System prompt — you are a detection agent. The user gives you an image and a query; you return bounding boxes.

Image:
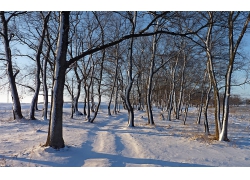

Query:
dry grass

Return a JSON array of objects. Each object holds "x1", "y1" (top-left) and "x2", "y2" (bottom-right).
[
  {"x1": 0, "y1": 157, "x2": 7, "y2": 167},
  {"x1": 188, "y1": 132, "x2": 217, "y2": 144}
]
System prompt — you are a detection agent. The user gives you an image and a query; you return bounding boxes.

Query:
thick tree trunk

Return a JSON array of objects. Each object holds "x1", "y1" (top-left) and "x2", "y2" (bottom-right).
[
  {"x1": 46, "y1": 11, "x2": 70, "y2": 149},
  {"x1": 0, "y1": 12, "x2": 23, "y2": 120}
]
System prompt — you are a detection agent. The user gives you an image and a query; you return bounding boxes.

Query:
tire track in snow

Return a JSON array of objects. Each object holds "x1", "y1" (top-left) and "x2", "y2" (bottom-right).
[
  {"x1": 116, "y1": 132, "x2": 145, "y2": 159},
  {"x1": 92, "y1": 131, "x2": 116, "y2": 155},
  {"x1": 84, "y1": 111, "x2": 159, "y2": 166}
]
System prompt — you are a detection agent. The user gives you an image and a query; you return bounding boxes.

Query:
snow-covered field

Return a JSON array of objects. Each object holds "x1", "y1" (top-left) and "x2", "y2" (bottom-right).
[{"x1": 0, "y1": 102, "x2": 250, "y2": 177}]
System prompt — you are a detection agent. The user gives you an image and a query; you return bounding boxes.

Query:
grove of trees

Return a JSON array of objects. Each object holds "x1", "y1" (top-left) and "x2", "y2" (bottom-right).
[{"x1": 1, "y1": 11, "x2": 250, "y2": 149}]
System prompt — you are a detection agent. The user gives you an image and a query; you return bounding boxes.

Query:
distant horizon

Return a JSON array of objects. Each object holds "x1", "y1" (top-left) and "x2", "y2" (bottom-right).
[{"x1": 0, "y1": 90, "x2": 250, "y2": 104}]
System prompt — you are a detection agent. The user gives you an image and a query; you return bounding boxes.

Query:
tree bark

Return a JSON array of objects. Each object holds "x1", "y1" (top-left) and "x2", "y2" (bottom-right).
[
  {"x1": 197, "y1": 70, "x2": 207, "y2": 124},
  {"x1": 126, "y1": 12, "x2": 137, "y2": 127},
  {"x1": 46, "y1": 11, "x2": 70, "y2": 149},
  {"x1": 29, "y1": 12, "x2": 50, "y2": 120},
  {"x1": 73, "y1": 66, "x2": 83, "y2": 115},
  {"x1": 176, "y1": 50, "x2": 186, "y2": 120},
  {"x1": 205, "y1": 12, "x2": 221, "y2": 140},
  {"x1": 42, "y1": 37, "x2": 50, "y2": 120},
  {"x1": 0, "y1": 11, "x2": 23, "y2": 120},
  {"x1": 203, "y1": 73, "x2": 211, "y2": 135},
  {"x1": 167, "y1": 56, "x2": 179, "y2": 121},
  {"x1": 146, "y1": 23, "x2": 158, "y2": 125},
  {"x1": 219, "y1": 12, "x2": 250, "y2": 141}
]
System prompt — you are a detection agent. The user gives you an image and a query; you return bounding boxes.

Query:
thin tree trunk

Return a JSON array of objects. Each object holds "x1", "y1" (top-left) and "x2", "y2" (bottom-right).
[
  {"x1": 146, "y1": 23, "x2": 158, "y2": 125},
  {"x1": 73, "y1": 76, "x2": 82, "y2": 116},
  {"x1": 29, "y1": 12, "x2": 50, "y2": 120},
  {"x1": 205, "y1": 12, "x2": 221, "y2": 140},
  {"x1": 219, "y1": 12, "x2": 250, "y2": 141},
  {"x1": 90, "y1": 76, "x2": 95, "y2": 112},
  {"x1": 90, "y1": 50, "x2": 105, "y2": 122},
  {"x1": 42, "y1": 38, "x2": 50, "y2": 120},
  {"x1": 70, "y1": 78, "x2": 74, "y2": 119},
  {"x1": 86, "y1": 62, "x2": 94, "y2": 122},
  {"x1": 83, "y1": 84, "x2": 87, "y2": 115},
  {"x1": 183, "y1": 103, "x2": 189, "y2": 125},
  {"x1": 197, "y1": 71, "x2": 207, "y2": 124},
  {"x1": 176, "y1": 51, "x2": 186, "y2": 119},
  {"x1": 203, "y1": 76, "x2": 211, "y2": 135},
  {"x1": 126, "y1": 11, "x2": 137, "y2": 127},
  {"x1": 113, "y1": 74, "x2": 119, "y2": 114},
  {"x1": 29, "y1": 57, "x2": 41, "y2": 119},
  {"x1": 167, "y1": 57, "x2": 178, "y2": 121}
]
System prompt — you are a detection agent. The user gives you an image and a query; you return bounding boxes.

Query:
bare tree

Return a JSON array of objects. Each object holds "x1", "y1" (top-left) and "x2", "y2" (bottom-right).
[
  {"x1": 219, "y1": 11, "x2": 250, "y2": 141},
  {"x1": 29, "y1": 12, "x2": 51, "y2": 120},
  {"x1": 0, "y1": 11, "x2": 25, "y2": 120},
  {"x1": 45, "y1": 11, "x2": 70, "y2": 149}
]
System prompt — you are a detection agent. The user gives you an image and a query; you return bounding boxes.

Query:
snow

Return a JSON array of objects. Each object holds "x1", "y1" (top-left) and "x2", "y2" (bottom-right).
[{"x1": 0, "y1": 102, "x2": 250, "y2": 177}]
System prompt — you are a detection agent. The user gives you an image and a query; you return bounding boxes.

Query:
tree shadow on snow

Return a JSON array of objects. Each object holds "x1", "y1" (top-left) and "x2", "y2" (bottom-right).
[
  {"x1": 43, "y1": 129, "x2": 212, "y2": 167},
  {"x1": 65, "y1": 138, "x2": 212, "y2": 167}
]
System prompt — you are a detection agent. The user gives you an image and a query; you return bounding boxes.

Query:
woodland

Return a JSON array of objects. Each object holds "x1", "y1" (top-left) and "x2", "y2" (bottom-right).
[{"x1": 1, "y1": 11, "x2": 250, "y2": 150}]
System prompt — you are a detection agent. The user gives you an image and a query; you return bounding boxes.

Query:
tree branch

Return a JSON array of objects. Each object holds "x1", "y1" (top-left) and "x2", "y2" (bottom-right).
[{"x1": 66, "y1": 27, "x2": 207, "y2": 68}]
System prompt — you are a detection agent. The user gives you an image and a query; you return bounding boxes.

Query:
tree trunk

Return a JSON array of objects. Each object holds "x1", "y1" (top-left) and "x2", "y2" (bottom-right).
[
  {"x1": 167, "y1": 57, "x2": 178, "y2": 121},
  {"x1": 219, "y1": 12, "x2": 250, "y2": 141},
  {"x1": 197, "y1": 71, "x2": 207, "y2": 124},
  {"x1": 146, "y1": 24, "x2": 158, "y2": 125},
  {"x1": 91, "y1": 49, "x2": 105, "y2": 122},
  {"x1": 42, "y1": 38, "x2": 50, "y2": 120},
  {"x1": 205, "y1": 12, "x2": 221, "y2": 140},
  {"x1": 73, "y1": 80, "x2": 82, "y2": 115},
  {"x1": 113, "y1": 74, "x2": 119, "y2": 114},
  {"x1": 203, "y1": 77, "x2": 211, "y2": 135},
  {"x1": 126, "y1": 12, "x2": 137, "y2": 127},
  {"x1": 70, "y1": 78, "x2": 74, "y2": 119},
  {"x1": 176, "y1": 51, "x2": 186, "y2": 120},
  {"x1": 0, "y1": 11, "x2": 23, "y2": 120},
  {"x1": 46, "y1": 11, "x2": 70, "y2": 149},
  {"x1": 83, "y1": 85, "x2": 87, "y2": 115},
  {"x1": 90, "y1": 76, "x2": 95, "y2": 113},
  {"x1": 29, "y1": 13, "x2": 50, "y2": 120},
  {"x1": 183, "y1": 103, "x2": 189, "y2": 125}
]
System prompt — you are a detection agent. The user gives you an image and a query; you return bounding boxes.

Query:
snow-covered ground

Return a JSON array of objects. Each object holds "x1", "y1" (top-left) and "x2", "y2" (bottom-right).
[{"x1": 0, "y1": 102, "x2": 250, "y2": 177}]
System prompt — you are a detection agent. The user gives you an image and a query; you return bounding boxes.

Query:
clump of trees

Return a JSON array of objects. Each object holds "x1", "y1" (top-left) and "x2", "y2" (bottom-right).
[{"x1": 1, "y1": 11, "x2": 250, "y2": 149}]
